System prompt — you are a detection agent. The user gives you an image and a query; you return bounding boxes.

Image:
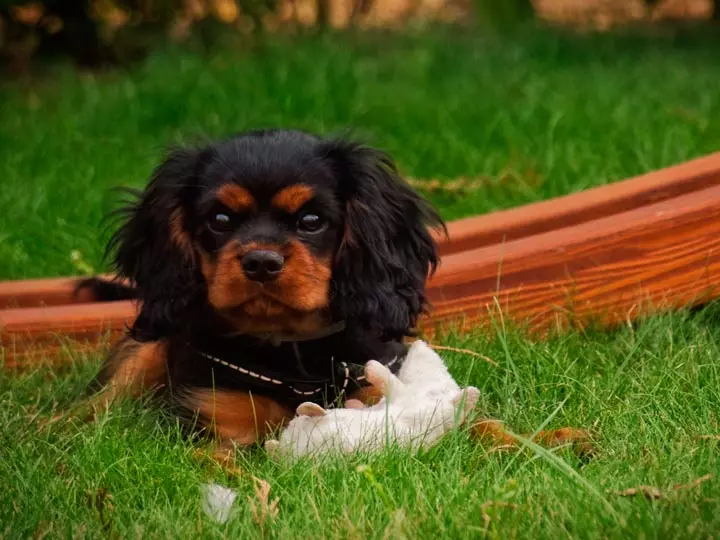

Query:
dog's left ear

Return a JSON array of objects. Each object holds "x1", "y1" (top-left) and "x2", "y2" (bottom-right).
[
  {"x1": 108, "y1": 146, "x2": 209, "y2": 340},
  {"x1": 320, "y1": 139, "x2": 446, "y2": 339}
]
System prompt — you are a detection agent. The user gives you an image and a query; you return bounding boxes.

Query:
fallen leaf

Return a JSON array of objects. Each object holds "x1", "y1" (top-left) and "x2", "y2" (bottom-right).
[
  {"x1": 608, "y1": 474, "x2": 713, "y2": 501},
  {"x1": 608, "y1": 486, "x2": 662, "y2": 500},
  {"x1": 673, "y1": 474, "x2": 713, "y2": 492},
  {"x1": 405, "y1": 177, "x2": 491, "y2": 195}
]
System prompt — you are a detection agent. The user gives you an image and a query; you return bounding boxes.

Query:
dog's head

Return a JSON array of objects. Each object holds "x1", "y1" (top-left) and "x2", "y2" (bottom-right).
[{"x1": 110, "y1": 129, "x2": 444, "y2": 340}]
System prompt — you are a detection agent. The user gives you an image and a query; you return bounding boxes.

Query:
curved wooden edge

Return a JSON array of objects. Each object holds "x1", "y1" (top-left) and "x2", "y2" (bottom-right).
[
  {"x1": 0, "y1": 301, "x2": 136, "y2": 369},
  {"x1": 435, "y1": 151, "x2": 720, "y2": 255},
  {"x1": 421, "y1": 183, "x2": 720, "y2": 336},
  {"x1": 0, "y1": 274, "x2": 122, "y2": 309},
  {"x1": 5, "y1": 183, "x2": 720, "y2": 367}
]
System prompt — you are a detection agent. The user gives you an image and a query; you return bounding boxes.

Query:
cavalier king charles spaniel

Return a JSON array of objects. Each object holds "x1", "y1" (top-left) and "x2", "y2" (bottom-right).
[{"x1": 74, "y1": 128, "x2": 445, "y2": 456}]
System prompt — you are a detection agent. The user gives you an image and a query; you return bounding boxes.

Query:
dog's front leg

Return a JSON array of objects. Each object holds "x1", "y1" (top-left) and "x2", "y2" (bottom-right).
[
  {"x1": 176, "y1": 388, "x2": 293, "y2": 464},
  {"x1": 59, "y1": 337, "x2": 169, "y2": 423}
]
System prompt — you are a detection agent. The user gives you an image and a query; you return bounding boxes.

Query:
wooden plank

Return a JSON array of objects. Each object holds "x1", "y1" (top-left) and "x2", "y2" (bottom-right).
[
  {"x1": 423, "y1": 184, "x2": 720, "y2": 335},
  {"x1": 1, "y1": 302, "x2": 136, "y2": 368},
  {"x1": 5, "y1": 184, "x2": 720, "y2": 366},
  {"x1": 0, "y1": 274, "x2": 122, "y2": 309},
  {"x1": 0, "y1": 276, "x2": 88, "y2": 309}
]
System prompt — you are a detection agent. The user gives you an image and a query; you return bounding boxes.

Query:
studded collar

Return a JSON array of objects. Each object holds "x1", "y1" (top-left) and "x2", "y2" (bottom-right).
[
  {"x1": 188, "y1": 322, "x2": 400, "y2": 405},
  {"x1": 194, "y1": 347, "x2": 399, "y2": 400}
]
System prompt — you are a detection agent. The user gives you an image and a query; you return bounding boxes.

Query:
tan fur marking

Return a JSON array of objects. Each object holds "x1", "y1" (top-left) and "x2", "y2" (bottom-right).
[
  {"x1": 271, "y1": 184, "x2": 315, "y2": 214},
  {"x1": 183, "y1": 389, "x2": 292, "y2": 445},
  {"x1": 78, "y1": 340, "x2": 168, "y2": 420},
  {"x1": 472, "y1": 419, "x2": 594, "y2": 457},
  {"x1": 216, "y1": 184, "x2": 256, "y2": 212},
  {"x1": 199, "y1": 238, "x2": 333, "y2": 335}
]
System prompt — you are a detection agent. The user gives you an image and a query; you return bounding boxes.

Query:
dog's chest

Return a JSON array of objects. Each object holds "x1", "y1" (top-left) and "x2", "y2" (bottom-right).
[{"x1": 166, "y1": 332, "x2": 407, "y2": 408}]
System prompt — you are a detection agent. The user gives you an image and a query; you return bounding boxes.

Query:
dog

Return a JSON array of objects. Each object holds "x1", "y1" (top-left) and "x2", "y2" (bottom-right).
[{"x1": 73, "y1": 128, "x2": 445, "y2": 458}]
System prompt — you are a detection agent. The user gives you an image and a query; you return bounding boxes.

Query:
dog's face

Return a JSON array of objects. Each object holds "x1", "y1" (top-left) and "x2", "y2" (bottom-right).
[
  {"x1": 183, "y1": 135, "x2": 343, "y2": 334},
  {"x1": 111, "y1": 129, "x2": 444, "y2": 339}
]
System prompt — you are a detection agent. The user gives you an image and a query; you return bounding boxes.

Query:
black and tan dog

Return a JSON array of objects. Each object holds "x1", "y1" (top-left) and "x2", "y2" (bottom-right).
[
  {"x1": 74, "y1": 128, "x2": 593, "y2": 460},
  {"x1": 74, "y1": 129, "x2": 445, "y2": 457}
]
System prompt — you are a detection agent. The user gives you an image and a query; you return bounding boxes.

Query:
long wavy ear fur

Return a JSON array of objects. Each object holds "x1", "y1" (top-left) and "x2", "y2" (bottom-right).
[
  {"x1": 321, "y1": 139, "x2": 446, "y2": 339},
  {"x1": 109, "y1": 147, "x2": 208, "y2": 341}
]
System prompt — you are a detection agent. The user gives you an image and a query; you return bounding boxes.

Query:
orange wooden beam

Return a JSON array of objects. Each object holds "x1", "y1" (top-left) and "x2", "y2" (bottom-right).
[
  {"x1": 0, "y1": 274, "x2": 125, "y2": 310},
  {"x1": 3, "y1": 152, "x2": 720, "y2": 368},
  {"x1": 424, "y1": 183, "x2": 720, "y2": 336}
]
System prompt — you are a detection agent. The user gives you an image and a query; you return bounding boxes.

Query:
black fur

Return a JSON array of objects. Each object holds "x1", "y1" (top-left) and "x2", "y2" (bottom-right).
[
  {"x1": 106, "y1": 147, "x2": 211, "y2": 341},
  {"x1": 321, "y1": 139, "x2": 443, "y2": 340},
  {"x1": 78, "y1": 128, "x2": 445, "y2": 413}
]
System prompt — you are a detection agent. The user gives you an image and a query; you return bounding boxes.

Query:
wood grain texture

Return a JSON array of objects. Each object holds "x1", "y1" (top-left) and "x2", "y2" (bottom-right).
[
  {"x1": 0, "y1": 302, "x2": 136, "y2": 368},
  {"x1": 0, "y1": 274, "x2": 122, "y2": 309},
  {"x1": 423, "y1": 184, "x2": 720, "y2": 335},
  {"x1": 3, "y1": 152, "x2": 720, "y2": 368}
]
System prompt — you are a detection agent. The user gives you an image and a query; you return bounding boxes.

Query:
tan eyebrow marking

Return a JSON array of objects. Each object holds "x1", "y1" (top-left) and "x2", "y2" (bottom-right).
[
  {"x1": 271, "y1": 184, "x2": 315, "y2": 214},
  {"x1": 215, "y1": 184, "x2": 256, "y2": 212}
]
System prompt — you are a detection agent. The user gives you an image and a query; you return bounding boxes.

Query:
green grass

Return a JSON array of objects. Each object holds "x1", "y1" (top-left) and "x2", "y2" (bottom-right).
[
  {"x1": 3, "y1": 310, "x2": 720, "y2": 537},
  {"x1": 2, "y1": 24, "x2": 720, "y2": 538}
]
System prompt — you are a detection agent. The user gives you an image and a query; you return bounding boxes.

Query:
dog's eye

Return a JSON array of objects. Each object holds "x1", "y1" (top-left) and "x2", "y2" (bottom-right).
[
  {"x1": 297, "y1": 213, "x2": 325, "y2": 234},
  {"x1": 208, "y1": 212, "x2": 233, "y2": 234}
]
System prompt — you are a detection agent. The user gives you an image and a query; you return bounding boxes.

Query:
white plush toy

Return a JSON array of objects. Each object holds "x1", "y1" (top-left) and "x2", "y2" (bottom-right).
[{"x1": 264, "y1": 340, "x2": 479, "y2": 460}]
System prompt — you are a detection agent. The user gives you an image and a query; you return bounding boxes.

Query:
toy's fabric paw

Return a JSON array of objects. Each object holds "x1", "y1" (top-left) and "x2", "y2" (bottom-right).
[{"x1": 452, "y1": 386, "x2": 481, "y2": 419}]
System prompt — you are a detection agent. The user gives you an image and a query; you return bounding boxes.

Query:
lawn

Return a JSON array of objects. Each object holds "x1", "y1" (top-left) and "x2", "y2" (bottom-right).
[{"x1": 2, "y1": 24, "x2": 720, "y2": 538}]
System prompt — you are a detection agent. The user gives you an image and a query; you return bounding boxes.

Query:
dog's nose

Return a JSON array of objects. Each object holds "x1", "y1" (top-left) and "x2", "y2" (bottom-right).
[{"x1": 241, "y1": 250, "x2": 284, "y2": 282}]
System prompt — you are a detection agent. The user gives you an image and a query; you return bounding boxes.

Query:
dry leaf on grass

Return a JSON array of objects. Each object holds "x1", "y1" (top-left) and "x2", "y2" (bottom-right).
[
  {"x1": 609, "y1": 474, "x2": 713, "y2": 500},
  {"x1": 672, "y1": 474, "x2": 713, "y2": 492},
  {"x1": 698, "y1": 435, "x2": 720, "y2": 440},
  {"x1": 609, "y1": 485, "x2": 663, "y2": 500},
  {"x1": 249, "y1": 476, "x2": 279, "y2": 527},
  {"x1": 406, "y1": 177, "x2": 491, "y2": 195}
]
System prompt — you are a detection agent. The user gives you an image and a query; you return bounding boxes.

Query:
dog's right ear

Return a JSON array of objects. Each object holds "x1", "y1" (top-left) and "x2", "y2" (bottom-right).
[{"x1": 109, "y1": 146, "x2": 208, "y2": 340}]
